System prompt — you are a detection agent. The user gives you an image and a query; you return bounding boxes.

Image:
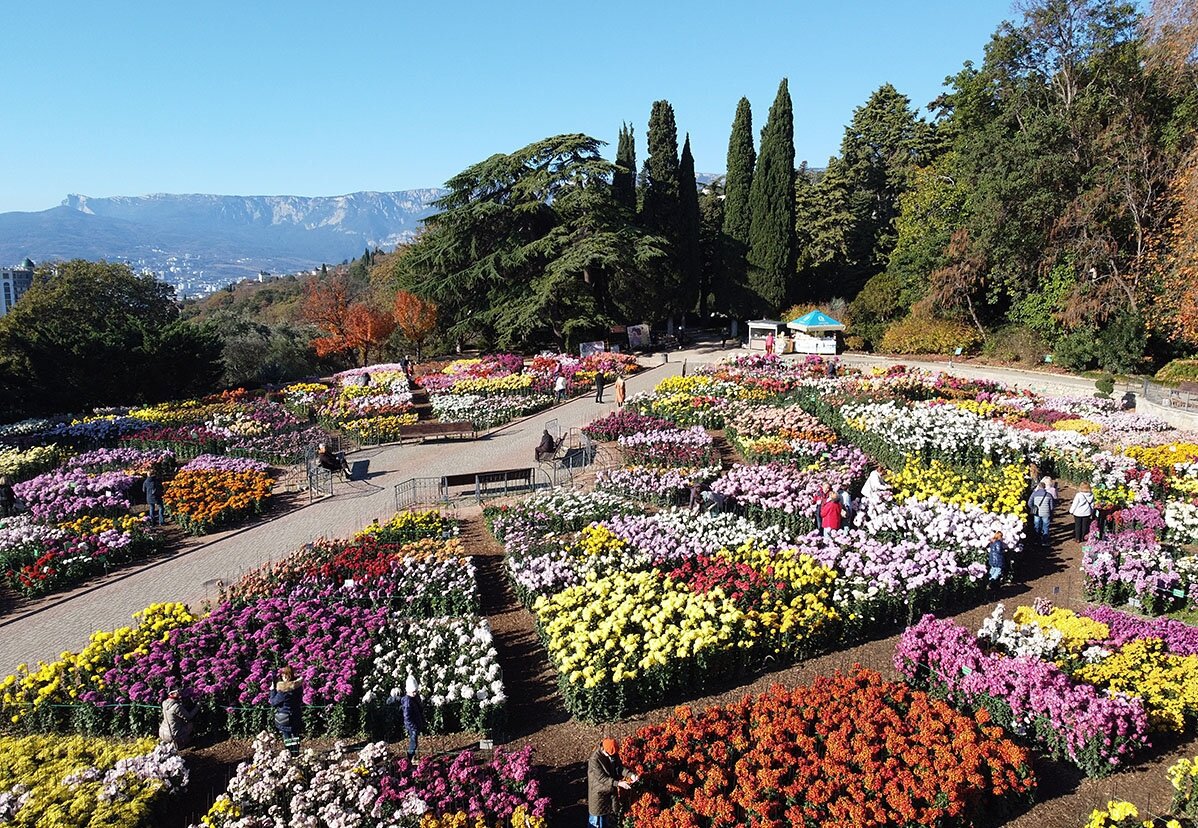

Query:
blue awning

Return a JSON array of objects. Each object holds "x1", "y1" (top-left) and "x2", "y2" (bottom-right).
[{"x1": 788, "y1": 310, "x2": 845, "y2": 332}]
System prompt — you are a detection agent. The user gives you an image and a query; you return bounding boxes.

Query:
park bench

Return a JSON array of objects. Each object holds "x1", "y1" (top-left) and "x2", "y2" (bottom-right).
[
  {"x1": 1168, "y1": 381, "x2": 1198, "y2": 410},
  {"x1": 442, "y1": 467, "x2": 535, "y2": 502},
  {"x1": 397, "y1": 420, "x2": 477, "y2": 443}
]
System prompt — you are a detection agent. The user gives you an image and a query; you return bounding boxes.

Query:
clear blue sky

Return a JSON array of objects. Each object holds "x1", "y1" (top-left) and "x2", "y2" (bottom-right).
[{"x1": 0, "y1": 0, "x2": 1018, "y2": 213}]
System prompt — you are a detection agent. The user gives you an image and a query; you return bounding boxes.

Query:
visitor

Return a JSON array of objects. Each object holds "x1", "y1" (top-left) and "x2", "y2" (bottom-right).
[
  {"x1": 587, "y1": 738, "x2": 637, "y2": 828},
  {"x1": 765, "y1": 332, "x2": 775, "y2": 355},
  {"x1": 143, "y1": 469, "x2": 165, "y2": 526},
  {"x1": 554, "y1": 373, "x2": 568, "y2": 402},
  {"x1": 269, "y1": 666, "x2": 303, "y2": 749},
  {"x1": 402, "y1": 676, "x2": 425, "y2": 761},
  {"x1": 535, "y1": 429, "x2": 558, "y2": 462},
  {"x1": 614, "y1": 373, "x2": 627, "y2": 408},
  {"x1": 1041, "y1": 475, "x2": 1058, "y2": 501},
  {"x1": 837, "y1": 484, "x2": 855, "y2": 525},
  {"x1": 1028, "y1": 482, "x2": 1054, "y2": 545},
  {"x1": 860, "y1": 467, "x2": 887, "y2": 504},
  {"x1": 1068, "y1": 482, "x2": 1096, "y2": 542},
  {"x1": 827, "y1": 359, "x2": 838, "y2": 378},
  {"x1": 0, "y1": 476, "x2": 15, "y2": 518},
  {"x1": 813, "y1": 482, "x2": 831, "y2": 531},
  {"x1": 595, "y1": 370, "x2": 606, "y2": 404},
  {"x1": 316, "y1": 443, "x2": 351, "y2": 478},
  {"x1": 987, "y1": 531, "x2": 1007, "y2": 590},
  {"x1": 819, "y1": 491, "x2": 844, "y2": 537},
  {"x1": 158, "y1": 687, "x2": 197, "y2": 750},
  {"x1": 689, "y1": 480, "x2": 703, "y2": 512}
]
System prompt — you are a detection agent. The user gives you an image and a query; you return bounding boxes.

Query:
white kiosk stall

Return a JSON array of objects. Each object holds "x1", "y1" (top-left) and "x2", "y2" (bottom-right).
[
  {"x1": 746, "y1": 319, "x2": 788, "y2": 352},
  {"x1": 787, "y1": 310, "x2": 844, "y2": 355}
]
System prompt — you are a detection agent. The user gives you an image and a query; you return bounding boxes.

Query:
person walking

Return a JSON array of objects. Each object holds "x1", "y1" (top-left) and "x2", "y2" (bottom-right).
[
  {"x1": 987, "y1": 531, "x2": 1007, "y2": 591},
  {"x1": 143, "y1": 469, "x2": 165, "y2": 526},
  {"x1": 554, "y1": 374, "x2": 568, "y2": 403},
  {"x1": 614, "y1": 374, "x2": 627, "y2": 409},
  {"x1": 1041, "y1": 476, "x2": 1058, "y2": 501},
  {"x1": 588, "y1": 738, "x2": 636, "y2": 828},
  {"x1": 1068, "y1": 482, "x2": 1096, "y2": 542},
  {"x1": 0, "y1": 476, "x2": 15, "y2": 518},
  {"x1": 1028, "y1": 482, "x2": 1054, "y2": 545},
  {"x1": 401, "y1": 676, "x2": 425, "y2": 761},
  {"x1": 594, "y1": 370, "x2": 607, "y2": 404},
  {"x1": 158, "y1": 687, "x2": 198, "y2": 750},
  {"x1": 269, "y1": 666, "x2": 303, "y2": 751}
]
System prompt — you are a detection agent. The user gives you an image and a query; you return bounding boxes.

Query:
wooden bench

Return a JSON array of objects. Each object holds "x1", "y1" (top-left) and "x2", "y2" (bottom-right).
[
  {"x1": 1168, "y1": 381, "x2": 1198, "y2": 409},
  {"x1": 397, "y1": 420, "x2": 477, "y2": 443}
]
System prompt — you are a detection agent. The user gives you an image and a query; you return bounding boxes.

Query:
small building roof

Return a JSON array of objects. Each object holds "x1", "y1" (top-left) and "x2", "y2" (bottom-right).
[
  {"x1": 747, "y1": 319, "x2": 784, "y2": 327},
  {"x1": 788, "y1": 310, "x2": 845, "y2": 332}
]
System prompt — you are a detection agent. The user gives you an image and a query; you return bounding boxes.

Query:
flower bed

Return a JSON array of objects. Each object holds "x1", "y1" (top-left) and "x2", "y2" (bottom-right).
[
  {"x1": 620, "y1": 668, "x2": 1036, "y2": 828},
  {"x1": 197, "y1": 733, "x2": 549, "y2": 828},
  {"x1": 617, "y1": 424, "x2": 715, "y2": 467},
  {"x1": 890, "y1": 456, "x2": 1027, "y2": 515},
  {"x1": 163, "y1": 454, "x2": 274, "y2": 535},
  {"x1": 581, "y1": 409, "x2": 673, "y2": 442},
  {"x1": 356, "y1": 508, "x2": 460, "y2": 542},
  {"x1": 0, "y1": 445, "x2": 63, "y2": 483},
  {"x1": 429, "y1": 393, "x2": 553, "y2": 429},
  {"x1": 0, "y1": 734, "x2": 187, "y2": 828},
  {"x1": 594, "y1": 464, "x2": 721, "y2": 505}
]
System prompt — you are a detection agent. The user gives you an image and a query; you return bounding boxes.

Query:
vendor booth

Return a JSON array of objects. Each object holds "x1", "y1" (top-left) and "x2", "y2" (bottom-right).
[
  {"x1": 787, "y1": 310, "x2": 844, "y2": 355},
  {"x1": 746, "y1": 319, "x2": 789, "y2": 353}
]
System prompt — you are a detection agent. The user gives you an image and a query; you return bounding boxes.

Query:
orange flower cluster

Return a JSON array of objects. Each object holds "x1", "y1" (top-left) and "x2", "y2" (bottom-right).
[
  {"x1": 620, "y1": 668, "x2": 1035, "y2": 828},
  {"x1": 163, "y1": 469, "x2": 274, "y2": 535}
]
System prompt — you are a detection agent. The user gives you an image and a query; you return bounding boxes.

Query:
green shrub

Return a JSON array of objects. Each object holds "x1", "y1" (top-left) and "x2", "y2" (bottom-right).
[
  {"x1": 1155, "y1": 359, "x2": 1198, "y2": 385},
  {"x1": 982, "y1": 325, "x2": 1049, "y2": 364},
  {"x1": 879, "y1": 313, "x2": 982, "y2": 355},
  {"x1": 844, "y1": 335, "x2": 866, "y2": 351},
  {"x1": 1095, "y1": 374, "x2": 1115, "y2": 397}
]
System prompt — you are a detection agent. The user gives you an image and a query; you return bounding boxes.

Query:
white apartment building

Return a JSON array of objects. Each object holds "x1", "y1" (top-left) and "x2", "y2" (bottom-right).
[{"x1": 0, "y1": 258, "x2": 35, "y2": 317}]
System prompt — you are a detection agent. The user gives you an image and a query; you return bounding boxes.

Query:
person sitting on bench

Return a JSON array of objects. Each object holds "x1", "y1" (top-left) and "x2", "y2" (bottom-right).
[
  {"x1": 535, "y1": 429, "x2": 559, "y2": 462},
  {"x1": 316, "y1": 443, "x2": 351, "y2": 478}
]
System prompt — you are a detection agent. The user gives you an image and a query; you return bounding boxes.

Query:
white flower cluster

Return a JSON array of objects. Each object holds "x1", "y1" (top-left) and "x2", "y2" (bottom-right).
[
  {"x1": 977, "y1": 604, "x2": 1064, "y2": 660},
  {"x1": 364, "y1": 616, "x2": 505, "y2": 711},
  {"x1": 1166, "y1": 500, "x2": 1198, "y2": 545},
  {"x1": 842, "y1": 400, "x2": 1024, "y2": 464}
]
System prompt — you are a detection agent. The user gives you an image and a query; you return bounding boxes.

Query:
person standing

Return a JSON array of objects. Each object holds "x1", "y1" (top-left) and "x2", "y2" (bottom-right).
[
  {"x1": 987, "y1": 531, "x2": 1007, "y2": 590},
  {"x1": 401, "y1": 676, "x2": 425, "y2": 761},
  {"x1": 1068, "y1": 482, "x2": 1096, "y2": 542},
  {"x1": 269, "y1": 666, "x2": 303, "y2": 751},
  {"x1": 765, "y1": 332, "x2": 775, "y2": 355},
  {"x1": 860, "y1": 467, "x2": 887, "y2": 503},
  {"x1": 143, "y1": 469, "x2": 165, "y2": 526},
  {"x1": 819, "y1": 491, "x2": 844, "y2": 537},
  {"x1": 588, "y1": 738, "x2": 636, "y2": 828},
  {"x1": 554, "y1": 373, "x2": 568, "y2": 402},
  {"x1": 158, "y1": 687, "x2": 197, "y2": 750},
  {"x1": 614, "y1": 374, "x2": 627, "y2": 408},
  {"x1": 594, "y1": 370, "x2": 607, "y2": 404},
  {"x1": 0, "y1": 476, "x2": 15, "y2": 518},
  {"x1": 837, "y1": 484, "x2": 855, "y2": 526},
  {"x1": 1028, "y1": 482, "x2": 1054, "y2": 545},
  {"x1": 1041, "y1": 476, "x2": 1058, "y2": 502}
]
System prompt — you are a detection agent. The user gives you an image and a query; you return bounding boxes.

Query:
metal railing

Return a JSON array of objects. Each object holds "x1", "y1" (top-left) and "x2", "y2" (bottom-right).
[
  {"x1": 1142, "y1": 378, "x2": 1198, "y2": 410},
  {"x1": 393, "y1": 467, "x2": 554, "y2": 511}
]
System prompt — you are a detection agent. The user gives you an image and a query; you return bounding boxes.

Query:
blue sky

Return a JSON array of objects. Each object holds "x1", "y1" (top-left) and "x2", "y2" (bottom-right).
[{"x1": 0, "y1": 0, "x2": 1017, "y2": 213}]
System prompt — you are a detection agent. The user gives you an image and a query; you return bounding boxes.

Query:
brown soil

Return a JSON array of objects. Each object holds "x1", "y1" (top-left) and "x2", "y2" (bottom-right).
[{"x1": 155, "y1": 483, "x2": 1198, "y2": 826}]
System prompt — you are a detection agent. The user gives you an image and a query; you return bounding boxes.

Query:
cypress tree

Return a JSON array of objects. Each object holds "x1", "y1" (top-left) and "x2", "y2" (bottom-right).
[
  {"x1": 640, "y1": 100, "x2": 683, "y2": 317},
  {"x1": 613, "y1": 123, "x2": 637, "y2": 211},
  {"x1": 723, "y1": 97, "x2": 755, "y2": 246},
  {"x1": 747, "y1": 78, "x2": 796, "y2": 313},
  {"x1": 678, "y1": 134, "x2": 703, "y2": 316}
]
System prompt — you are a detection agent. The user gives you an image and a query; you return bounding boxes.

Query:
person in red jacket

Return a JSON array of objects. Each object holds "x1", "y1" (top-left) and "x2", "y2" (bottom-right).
[{"x1": 819, "y1": 492, "x2": 843, "y2": 537}]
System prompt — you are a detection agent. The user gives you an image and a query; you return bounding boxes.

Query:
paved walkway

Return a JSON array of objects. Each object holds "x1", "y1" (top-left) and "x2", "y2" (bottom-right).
[{"x1": 0, "y1": 353, "x2": 694, "y2": 669}]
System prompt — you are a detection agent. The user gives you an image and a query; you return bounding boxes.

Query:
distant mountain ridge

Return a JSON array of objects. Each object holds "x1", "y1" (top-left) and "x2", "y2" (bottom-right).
[{"x1": 0, "y1": 189, "x2": 447, "y2": 282}]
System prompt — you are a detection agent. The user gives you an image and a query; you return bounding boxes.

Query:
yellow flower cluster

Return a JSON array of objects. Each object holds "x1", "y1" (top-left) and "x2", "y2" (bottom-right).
[
  {"x1": 574, "y1": 524, "x2": 626, "y2": 558},
  {"x1": 0, "y1": 444, "x2": 63, "y2": 481},
  {"x1": 418, "y1": 811, "x2": 547, "y2": 828},
  {"x1": 890, "y1": 456, "x2": 1027, "y2": 515},
  {"x1": 1011, "y1": 605, "x2": 1109, "y2": 653},
  {"x1": 0, "y1": 734, "x2": 167, "y2": 828},
  {"x1": 948, "y1": 399, "x2": 1005, "y2": 418},
  {"x1": 739, "y1": 435, "x2": 794, "y2": 458},
  {"x1": 1083, "y1": 800, "x2": 1179, "y2": 828},
  {"x1": 1074, "y1": 639, "x2": 1198, "y2": 733},
  {"x1": 449, "y1": 374, "x2": 533, "y2": 395},
  {"x1": 339, "y1": 413, "x2": 419, "y2": 439},
  {"x1": 355, "y1": 509, "x2": 455, "y2": 540},
  {"x1": 128, "y1": 398, "x2": 215, "y2": 425},
  {"x1": 1125, "y1": 443, "x2": 1198, "y2": 470},
  {"x1": 653, "y1": 375, "x2": 754, "y2": 399},
  {"x1": 58, "y1": 514, "x2": 146, "y2": 537},
  {"x1": 0, "y1": 603, "x2": 194, "y2": 722},
  {"x1": 718, "y1": 542, "x2": 840, "y2": 642},
  {"x1": 284, "y1": 382, "x2": 328, "y2": 396},
  {"x1": 200, "y1": 796, "x2": 242, "y2": 827},
  {"x1": 443, "y1": 358, "x2": 484, "y2": 374},
  {"x1": 533, "y1": 571, "x2": 751, "y2": 687},
  {"x1": 1053, "y1": 418, "x2": 1102, "y2": 434}
]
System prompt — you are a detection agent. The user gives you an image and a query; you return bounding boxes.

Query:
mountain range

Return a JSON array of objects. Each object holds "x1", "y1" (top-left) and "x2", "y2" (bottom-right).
[{"x1": 0, "y1": 190, "x2": 446, "y2": 283}]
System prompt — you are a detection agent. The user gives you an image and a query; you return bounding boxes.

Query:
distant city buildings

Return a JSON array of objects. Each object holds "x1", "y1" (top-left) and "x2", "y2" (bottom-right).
[{"x1": 0, "y1": 258, "x2": 35, "y2": 317}]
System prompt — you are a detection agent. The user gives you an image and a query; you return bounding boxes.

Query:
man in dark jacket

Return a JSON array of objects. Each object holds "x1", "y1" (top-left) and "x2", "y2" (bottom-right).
[
  {"x1": 143, "y1": 471, "x2": 164, "y2": 526},
  {"x1": 594, "y1": 370, "x2": 607, "y2": 403},
  {"x1": 269, "y1": 666, "x2": 303, "y2": 753},
  {"x1": 988, "y1": 531, "x2": 1007, "y2": 590},
  {"x1": 587, "y1": 738, "x2": 636, "y2": 827}
]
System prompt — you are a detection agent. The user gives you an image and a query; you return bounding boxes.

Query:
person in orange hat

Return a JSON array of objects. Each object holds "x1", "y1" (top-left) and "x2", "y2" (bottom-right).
[{"x1": 587, "y1": 737, "x2": 637, "y2": 826}]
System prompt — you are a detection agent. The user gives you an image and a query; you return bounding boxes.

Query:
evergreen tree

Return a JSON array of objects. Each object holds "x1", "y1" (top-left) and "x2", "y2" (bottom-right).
[
  {"x1": 640, "y1": 100, "x2": 684, "y2": 316},
  {"x1": 678, "y1": 135, "x2": 703, "y2": 316},
  {"x1": 747, "y1": 78, "x2": 796, "y2": 313},
  {"x1": 722, "y1": 97, "x2": 756, "y2": 316},
  {"x1": 613, "y1": 123, "x2": 637, "y2": 212},
  {"x1": 698, "y1": 180, "x2": 726, "y2": 318}
]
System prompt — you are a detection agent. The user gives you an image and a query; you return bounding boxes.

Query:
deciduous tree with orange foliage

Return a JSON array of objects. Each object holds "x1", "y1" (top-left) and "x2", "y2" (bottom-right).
[
  {"x1": 392, "y1": 291, "x2": 437, "y2": 359},
  {"x1": 303, "y1": 276, "x2": 396, "y2": 367}
]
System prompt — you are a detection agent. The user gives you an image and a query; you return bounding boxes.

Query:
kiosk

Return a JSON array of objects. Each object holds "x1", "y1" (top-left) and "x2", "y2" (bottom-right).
[
  {"x1": 746, "y1": 319, "x2": 787, "y2": 352},
  {"x1": 787, "y1": 310, "x2": 844, "y2": 355}
]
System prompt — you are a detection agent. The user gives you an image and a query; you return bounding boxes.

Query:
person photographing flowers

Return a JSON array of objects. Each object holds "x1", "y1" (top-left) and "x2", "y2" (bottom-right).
[{"x1": 588, "y1": 738, "x2": 637, "y2": 827}]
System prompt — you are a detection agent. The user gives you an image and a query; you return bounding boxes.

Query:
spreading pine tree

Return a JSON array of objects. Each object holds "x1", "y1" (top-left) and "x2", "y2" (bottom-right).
[
  {"x1": 747, "y1": 79, "x2": 796, "y2": 313},
  {"x1": 678, "y1": 135, "x2": 703, "y2": 316},
  {"x1": 613, "y1": 123, "x2": 637, "y2": 212}
]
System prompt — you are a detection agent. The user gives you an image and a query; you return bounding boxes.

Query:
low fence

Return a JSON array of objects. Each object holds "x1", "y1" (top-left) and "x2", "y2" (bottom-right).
[{"x1": 393, "y1": 467, "x2": 554, "y2": 511}]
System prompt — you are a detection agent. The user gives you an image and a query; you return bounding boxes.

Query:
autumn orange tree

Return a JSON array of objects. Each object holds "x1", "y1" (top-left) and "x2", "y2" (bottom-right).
[
  {"x1": 303, "y1": 276, "x2": 396, "y2": 367},
  {"x1": 392, "y1": 290, "x2": 437, "y2": 359}
]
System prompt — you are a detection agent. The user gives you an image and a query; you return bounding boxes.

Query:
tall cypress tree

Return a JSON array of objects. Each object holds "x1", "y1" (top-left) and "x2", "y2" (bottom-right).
[
  {"x1": 613, "y1": 123, "x2": 637, "y2": 212},
  {"x1": 747, "y1": 78, "x2": 796, "y2": 313},
  {"x1": 678, "y1": 134, "x2": 703, "y2": 317},
  {"x1": 722, "y1": 97, "x2": 756, "y2": 315},
  {"x1": 640, "y1": 100, "x2": 683, "y2": 316}
]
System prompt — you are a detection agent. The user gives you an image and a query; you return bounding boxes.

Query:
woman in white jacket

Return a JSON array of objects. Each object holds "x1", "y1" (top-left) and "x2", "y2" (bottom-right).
[{"x1": 1068, "y1": 482, "x2": 1095, "y2": 542}]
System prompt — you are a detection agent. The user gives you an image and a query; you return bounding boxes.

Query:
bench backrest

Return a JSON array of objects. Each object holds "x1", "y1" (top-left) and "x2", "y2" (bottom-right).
[{"x1": 443, "y1": 468, "x2": 532, "y2": 488}]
